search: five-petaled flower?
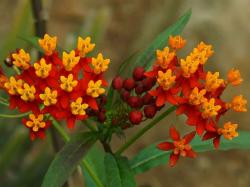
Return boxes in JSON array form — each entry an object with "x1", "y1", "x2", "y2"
[{"x1": 157, "y1": 126, "x2": 196, "y2": 167}]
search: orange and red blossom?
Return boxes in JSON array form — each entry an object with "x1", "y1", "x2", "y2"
[
  {"x1": 218, "y1": 122, "x2": 238, "y2": 140},
  {"x1": 157, "y1": 127, "x2": 196, "y2": 167},
  {"x1": 38, "y1": 34, "x2": 57, "y2": 56},
  {"x1": 22, "y1": 113, "x2": 51, "y2": 140}
]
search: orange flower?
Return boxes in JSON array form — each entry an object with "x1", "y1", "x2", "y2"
[
  {"x1": 227, "y1": 68, "x2": 243, "y2": 86},
  {"x1": 169, "y1": 35, "x2": 186, "y2": 50}
]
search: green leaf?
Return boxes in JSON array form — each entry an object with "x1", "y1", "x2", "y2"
[
  {"x1": 104, "y1": 153, "x2": 136, "y2": 187},
  {"x1": 41, "y1": 132, "x2": 97, "y2": 187},
  {"x1": 133, "y1": 9, "x2": 192, "y2": 70},
  {"x1": 130, "y1": 131, "x2": 250, "y2": 174},
  {"x1": 18, "y1": 36, "x2": 43, "y2": 52},
  {"x1": 82, "y1": 146, "x2": 106, "y2": 187},
  {"x1": 104, "y1": 153, "x2": 122, "y2": 187},
  {"x1": 116, "y1": 156, "x2": 137, "y2": 187}
]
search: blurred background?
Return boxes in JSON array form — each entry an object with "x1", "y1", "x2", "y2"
[{"x1": 0, "y1": 0, "x2": 250, "y2": 186}]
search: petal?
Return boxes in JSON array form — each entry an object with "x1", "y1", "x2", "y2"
[
  {"x1": 176, "y1": 105, "x2": 188, "y2": 115},
  {"x1": 196, "y1": 123, "x2": 205, "y2": 136},
  {"x1": 213, "y1": 136, "x2": 221, "y2": 149},
  {"x1": 169, "y1": 126, "x2": 180, "y2": 141},
  {"x1": 87, "y1": 98, "x2": 99, "y2": 110},
  {"x1": 156, "y1": 93, "x2": 165, "y2": 107},
  {"x1": 202, "y1": 132, "x2": 217, "y2": 141},
  {"x1": 157, "y1": 142, "x2": 174, "y2": 151},
  {"x1": 67, "y1": 118, "x2": 76, "y2": 129},
  {"x1": 165, "y1": 93, "x2": 178, "y2": 105},
  {"x1": 169, "y1": 153, "x2": 179, "y2": 167},
  {"x1": 186, "y1": 149, "x2": 197, "y2": 158},
  {"x1": 183, "y1": 131, "x2": 196, "y2": 144}
]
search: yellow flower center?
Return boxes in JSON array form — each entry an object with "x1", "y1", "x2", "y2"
[
  {"x1": 169, "y1": 35, "x2": 186, "y2": 50},
  {"x1": 60, "y1": 74, "x2": 78, "y2": 92},
  {"x1": 18, "y1": 83, "x2": 36, "y2": 102},
  {"x1": 180, "y1": 56, "x2": 199, "y2": 78},
  {"x1": 173, "y1": 139, "x2": 192, "y2": 157},
  {"x1": 201, "y1": 98, "x2": 221, "y2": 118},
  {"x1": 86, "y1": 80, "x2": 105, "y2": 98},
  {"x1": 12, "y1": 49, "x2": 30, "y2": 70},
  {"x1": 227, "y1": 68, "x2": 243, "y2": 86},
  {"x1": 156, "y1": 47, "x2": 176, "y2": 69},
  {"x1": 70, "y1": 97, "x2": 89, "y2": 115},
  {"x1": 189, "y1": 87, "x2": 207, "y2": 105},
  {"x1": 38, "y1": 34, "x2": 57, "y2": 56},
  {"x1": 77, "y1": 36, "x2": 95, "y2": 57},
  {"x1": 39, "y1": 87, "x2": 58, "y2": 106},
  {"x1": 34, "y1": 58, "x2": 52, "y2": 78},
  {"x1": 26, "y1": 114, "x2": 46, "y2": 132},
  {"x1": 228, "y1": 95, "x2": 247, "y2": 112},
  {"x1": 4, "y1": 76, "x2": 23, "y2": 95},
  {"x1": 157, "y1": 70, "x2": 176, "y2": 91},
  {"x1": 217, "y1": 122, "x2": 238, "y2": 140},
  {"x1": 62, "y1": 50, "x2": 80, "y2": 71},
  {"x1": 205, "y1": 71, "x2": 224, "y2": 92},
  {"x1": 92, "y1": 53, "x2": 110, "y2": 74}
]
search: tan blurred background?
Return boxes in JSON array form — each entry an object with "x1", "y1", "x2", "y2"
[{"x1": 0, "y1": 0, "x2": 250, "y2": 187}]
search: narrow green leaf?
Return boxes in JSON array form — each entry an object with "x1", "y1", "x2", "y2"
[
  {"x1": 41, "y1": 132, "x2": 97, "y2": 187},
  {"x1": 18, "y1": 36, "x2": 43, "y2": 52},
  {"x1": 130, "y1": 131, "x2": 250, "y2": 174},
  {"x1": 82, "y1": 146, "x2": 106, "y2": 187},
  {"x1": 104, "y1": 153, "x2": 137, "y2": 187},
  {"x1": 115, "y1": 156, "x2": 137, "y2": 187},
  {"x1": 104, "y1": 153, "x2": 122, "y2": 187},
  {"x1": 133, "y1": 9, "x2": 192, "y2": 70}
]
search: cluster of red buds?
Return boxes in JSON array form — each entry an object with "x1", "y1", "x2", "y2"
[
  {"x1": 112, "y1": 66, "x2": 162, "y2": 126},
  {"x1": 1, "y1": 34, "x2": 110, "y2": 140}
]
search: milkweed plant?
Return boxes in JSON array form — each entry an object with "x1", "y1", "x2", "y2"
[{"x1": 0, "y1": 10, "x2": 249, "y2": 187}]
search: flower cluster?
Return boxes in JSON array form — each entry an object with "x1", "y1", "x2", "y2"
[
  {"x1": 2, "y1": 34, "x2": 110, "y2": 140},
  {"x1": 112, "y1": 35, "x2": 247, "y2": 166},
  {"x1": 151, "y1": 36, "x2": 247, "y2": 166}
]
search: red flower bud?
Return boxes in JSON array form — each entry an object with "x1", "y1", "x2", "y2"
[
  {"x1": 135, "y1": 83, "x2": 145, "y2": 95},
  {"x1": 144, "y1": 105, "x2": 157, "y2": 118},
  {"x1": 121, "y1": 90, "x2": 130, "y2": 101},
  {"x1": 129, "y1": 110, "x2": 143, "y2": 125},
  {"x1": 142, "y1": 93, "x2": 155, "y2": 105},
  {"x1": 133, "y1": 66, "x2": 145, "y2": 81},
  {"x1": 98, "y1": 112, "x2": 106, "y2": 122},
  {"x1": 128, "y1": 96, "x2": 143, "y2": 108},
  {"x1": 123, "y1": 78, "x2": 135, "y2": 91},
  {"x1": 112, "y1": 76, "x2": 123, "y2": 90},
  {"x1": 142, "y1": 77, "x2": 156, "y2": 91}
]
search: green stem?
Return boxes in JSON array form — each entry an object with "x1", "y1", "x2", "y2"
[
  {"x1": 80, "y1": 160, "x2": 104, "y2": 187},
  {"x1": 0, "y1": 100, "x2": 9, "y2": 107},
  {"x1": 82, "y1": 120, "x2": 97, "y2": 132},
  {"x1": 0, "y1": 112, "x2": 30, "y2": 119},
  {"x1": 0, "y1": 96, "x2": 8, "y2": 102},
  {"x1": 51, "y1": 118, "x2": 70, "y2": 142},
  {"x1": 51, "y1": 119, "x2": 104, "y2": 187},
  {"x1": 116, "y1": 106, "x2": 176, "y2": 155}
]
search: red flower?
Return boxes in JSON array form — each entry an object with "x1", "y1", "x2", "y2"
[
  {"x1": 22, "y1": 113, "x2": 51, "y2": 140},
  {"x1": 157, "y1": 126, "x2": 197, "y2": 167}
]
